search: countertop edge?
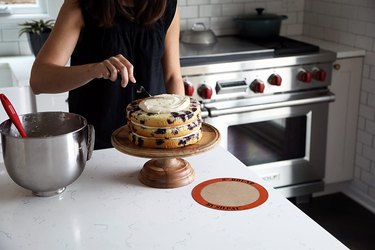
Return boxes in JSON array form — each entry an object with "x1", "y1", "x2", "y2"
[{"x1": 289, "y1": 35, "x2": 366, "y2": 59}]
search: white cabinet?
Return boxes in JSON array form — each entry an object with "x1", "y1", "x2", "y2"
[
  {"x1": 0, "y1": 86, "x2": 36, "y2": 124},
  {"x1": 325, "y1": 57, "x2": 363, "y2": 184},
  {"x1": 34, "y1": 92, "x2": 69, "y2": 112}
]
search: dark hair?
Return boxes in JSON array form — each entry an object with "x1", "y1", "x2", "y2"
[{"x1": 78, "y1": 0, "x2": 168, "y2": 27}]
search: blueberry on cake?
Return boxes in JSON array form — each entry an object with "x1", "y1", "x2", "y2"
[{"x1": 127, "y1": 94, "x2": 202, "y2": 148}]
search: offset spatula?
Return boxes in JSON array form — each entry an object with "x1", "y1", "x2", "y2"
[{"x1": 132, "y1": 81, "x2": 152, "y2": 97}]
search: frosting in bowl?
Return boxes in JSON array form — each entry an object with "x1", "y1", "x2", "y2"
[{"x1": 139, "y1": 94, "x2": 190, "y2": 114}]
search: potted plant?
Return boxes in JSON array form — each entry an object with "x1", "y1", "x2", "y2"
[{"x1": 19, "y1": 19, "x2": 55, "y2": 56}]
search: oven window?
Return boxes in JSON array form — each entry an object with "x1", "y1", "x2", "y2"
[{"x1": 228, "y1": 116, "x2": 307, "y2": 166}]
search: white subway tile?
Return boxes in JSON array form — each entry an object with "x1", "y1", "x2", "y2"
[
  {"x1": 222, "y1": 4, "x2": 245, "y2": 16},
  {"x1": 351, "y1": 177, "x2": 369, "y2": 193},
  {"x1": 357, "y1": 6, "x2": 375, "y2": 23},
  {"x1": 355, "y1": 36, "x2": 374, "y2": 50},
  {"x1": 283, "y1": 12, "x2": 297, "y2": 25},
  {"x1": 332, "y1": 17, "x2": 349, "y2": 32},
  {"x1": 340, "y1": 4, "x2": 358, "y2": 19},
  {"x1": 366, "y1": 119, "x2": 375, "y2": 135},
  {"x1": 324, "y1": 28, "x2": 340, "y2": 42},
  {"x1": 362, "y1": 78, "x2": 375, "y2": 95},
  {"x1": 180, "y1": 5, "x2": 199, "y2": 19},
  {"x1": 199, "y1": 5, "x2": 222, "y2": 18},
  {"x1": 356, "y1": 153, "x2": 372, "y2": 170},
  {"x1": 0, "y1": 42, "x2": 19, "y2": 56},
  {"x1": 186, "y1": 0, "x2": 209, "y2": 5},
  {"x1": 363, "y1": 64, "x2": 370, "y2": 78},
  {"x1": 360, "y1": 103, "x2": 375, "y2": 120},
  {"x1": 360, "y1": 165, "x2": 375, "y2": 187},
  {"x1": 358, "y1": 116, "x2": 366, "y2": 130},
  {"x1": 285, "y1": 24, "x2": 303, "y2": 36},
  {"x1": 366, "y1": 23, "x2": 375, "y2": 38},
  {"x1": 348, "y1": 20, "x2": 367, "y2": 35},
  {"x1": 211, "y1": 0, "x2": 232, "y2": 3}
]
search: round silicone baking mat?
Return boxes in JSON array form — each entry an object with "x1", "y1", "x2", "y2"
[{"x1": 192, "y1": 178, "x2": 268, "y2": 211}]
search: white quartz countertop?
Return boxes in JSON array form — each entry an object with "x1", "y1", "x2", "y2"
[
  {"x1": 290, "y1": 36, "x2": 366, "y2": 59},
  {"x1": 0, "y1": 146, "x2": 348, "y2": 250}
]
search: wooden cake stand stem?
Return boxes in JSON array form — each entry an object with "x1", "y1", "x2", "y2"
[
  {"x1": 111, "y1": 123, "x2": 220, "y2": 189},
  {"x1": 138, "y1": 157, "x2": 195, "y2": 188}
]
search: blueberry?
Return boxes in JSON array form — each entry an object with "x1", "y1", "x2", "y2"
[
  {"x1": 156, "y1": 139, "x2": 164, "y2": 145},
  {"x1": 155, "y1": 129, "x2": 166, "y2": 135}
]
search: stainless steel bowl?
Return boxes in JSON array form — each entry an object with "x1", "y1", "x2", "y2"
[{"x1": 0, "y1": 112, "x2": 95, "y2": 197}]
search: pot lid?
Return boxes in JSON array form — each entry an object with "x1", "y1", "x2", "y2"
[{"x1": 236, "y1": 8, "x2": 288, "y2": 20}]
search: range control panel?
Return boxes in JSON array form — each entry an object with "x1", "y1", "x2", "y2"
[{"x1": 182, "y1": 62, "x2": 333, "y2": 102}]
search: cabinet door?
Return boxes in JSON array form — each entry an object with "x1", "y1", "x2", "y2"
[{"x1": 325, "y1": 57, "x2": 363, "y2": 184}]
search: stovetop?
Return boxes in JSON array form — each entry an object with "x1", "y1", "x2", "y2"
[{"x1": 180, "y1": 36, "x2": 320, "y2": 66}]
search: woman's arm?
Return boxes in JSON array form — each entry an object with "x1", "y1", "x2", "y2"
[
  {"x1": 162, "y1": 6, "x2": 184, "y2": 95},
  {"x1": 30, "y1": 0, "x2": 135, "y2": 94}
]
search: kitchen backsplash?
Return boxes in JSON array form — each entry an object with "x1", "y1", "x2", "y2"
[
  {"x1": 178, "y1": 0, "x2": 304, "y2": 36},
  {"x1": 305, "y1": 0, "x2": 375, "y2": 205},
  {"x1": 0, "y1": 0, "x2": 304, "y2": 56}
]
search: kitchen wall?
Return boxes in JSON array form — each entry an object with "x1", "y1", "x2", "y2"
[
  {"x1": 0, "y1": 22, "x2": 30, "y2": 56},
  {"x1": 0, "y1": 0, "x2": 304, "y2": 56},
  {"x1": 304, "y1": 0, "x2": 375, "y2": 206},
  {"x1": 178, "y1": 0, "x2": 304, "y2": 36}
]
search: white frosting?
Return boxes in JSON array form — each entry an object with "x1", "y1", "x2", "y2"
[{"x1": 139, "y1": 94, "x2": 190, "y2": 114}]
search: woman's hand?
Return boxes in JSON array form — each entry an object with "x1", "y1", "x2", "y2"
[{"x1": 95, "y1": 54, "x2": 136, "y2": 88}]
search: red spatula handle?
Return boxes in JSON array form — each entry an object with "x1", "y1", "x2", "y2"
[{"x1": 0, "y1": 93, "x2": 28, "y2": 138}]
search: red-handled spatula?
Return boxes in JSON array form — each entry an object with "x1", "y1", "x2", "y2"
[{"x1": 0, "y1": 93, "x2": 28, "y2": 138}]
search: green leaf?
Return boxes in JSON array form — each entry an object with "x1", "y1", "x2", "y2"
[{"x1": 18, "y1": 19, "x2": 55, "y2": 37}]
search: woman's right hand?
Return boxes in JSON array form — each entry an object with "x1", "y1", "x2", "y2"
[{"x1": 95, "y1": 54, "x2": 136, "y2": 88}]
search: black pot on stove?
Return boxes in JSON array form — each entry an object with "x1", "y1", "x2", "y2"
[{"x1": 233, "y1": 8, "x2": 288, "y2": 39}]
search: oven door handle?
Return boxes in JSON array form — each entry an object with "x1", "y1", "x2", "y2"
[{"x1": 209, "y1": 92, "x2": 335, "y2": 117}]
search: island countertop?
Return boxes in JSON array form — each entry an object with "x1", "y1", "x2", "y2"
[{"x1": 0, "y1": 145, "x2": 348, "y2": 250}]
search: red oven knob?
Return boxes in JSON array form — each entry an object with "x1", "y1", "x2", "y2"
[
  {"x1": 313, "y1": 68, "x2": 327, "y2": 81},
  {"x1": 268, "y1": 74, "x2": 282, "y2": 86},
  {"x1": 250, "y1": 80, "x2": 265, "y2": 93},
  {"x1": 298, "y1": 70, "x2": 312, "y2": 83},
  {"x1": 197, "y1": 84, "x2": 213, "y2": 99},
  {"x1": 184, "y1": 80, "x2": 195, "y2": 96}
]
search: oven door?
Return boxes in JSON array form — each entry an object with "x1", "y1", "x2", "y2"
[{"x1": 203, "y1": 90, "x2": 334, "y2": 197}]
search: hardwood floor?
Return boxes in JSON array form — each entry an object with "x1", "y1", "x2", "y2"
[{"x1": 292, "y1": 193, "x2": 375, "y2": 250}]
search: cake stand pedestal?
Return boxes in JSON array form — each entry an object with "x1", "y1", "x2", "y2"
[{"x1": 111, "y1": 123, "x2": 220, "y2": 188}]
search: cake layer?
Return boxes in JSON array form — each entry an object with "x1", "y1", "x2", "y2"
[
  {"x1": 129, "y1": 128, "x2": 202, "y2": 149},
  {"x1": 127, "y1": 97, "x2": 201, "y2": 127},
  {"x1": 129, "y1": 118, "x2": 202, "y2": 139}
]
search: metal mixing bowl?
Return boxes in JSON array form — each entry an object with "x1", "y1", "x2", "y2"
[{"x1": 0, "y1": 112, "x2": 95, "y2": 197}]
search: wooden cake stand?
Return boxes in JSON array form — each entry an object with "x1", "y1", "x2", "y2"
[{"x1": 111, "y1": 123, "x2": 220, "y2": 188}]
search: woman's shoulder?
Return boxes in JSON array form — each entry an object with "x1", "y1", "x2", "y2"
[{"x1": 163, "y1": 0, "x2": 177, "y2": 29}]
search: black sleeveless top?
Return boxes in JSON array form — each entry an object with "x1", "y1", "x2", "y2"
[{"x1": 70, "y1": 0, "x2": 177, "y2": 149}]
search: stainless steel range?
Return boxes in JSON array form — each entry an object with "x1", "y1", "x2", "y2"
[{"x1": 180, "y1": 36, "x2": 336, "y2": 198}]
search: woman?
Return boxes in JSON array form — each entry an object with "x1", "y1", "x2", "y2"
[{"x1": 30, "y1": 0, "x2": 184, "y2": 149}]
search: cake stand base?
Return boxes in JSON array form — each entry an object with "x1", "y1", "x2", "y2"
[
  {"x1": 138, "y1": 158, "x2": 195, "y2": 188},
  {"x1": 111, "y1": 123, "x2": 220, "y2": 189}
]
